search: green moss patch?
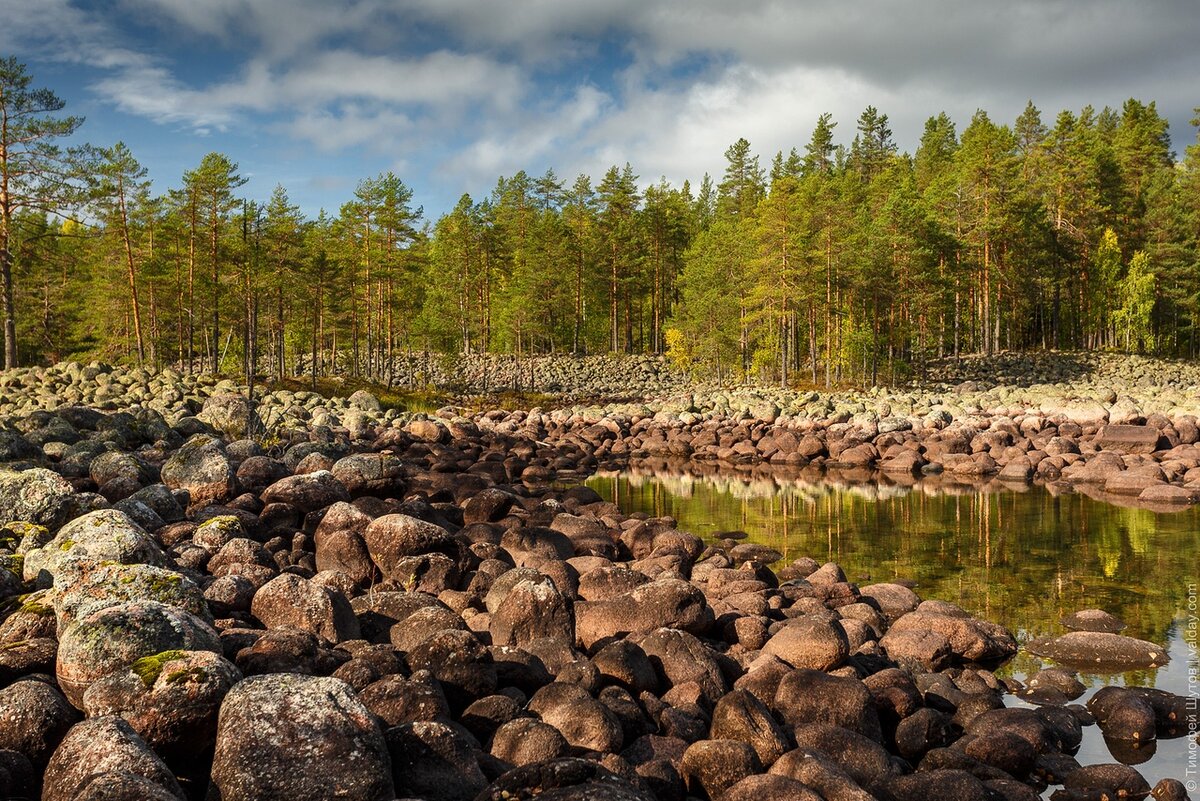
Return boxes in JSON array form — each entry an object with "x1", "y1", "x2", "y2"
[{"x1": 130, "y1": 649, "x2": 186, "y2": 688}]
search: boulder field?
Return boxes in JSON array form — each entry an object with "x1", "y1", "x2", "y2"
[{"x1": 0, "y1": 361, "x2": 1194, "y2": 800}]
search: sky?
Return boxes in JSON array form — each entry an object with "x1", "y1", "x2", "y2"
[{"x1": 2, "y1": 0, "x2": 1198, "y2": 220}]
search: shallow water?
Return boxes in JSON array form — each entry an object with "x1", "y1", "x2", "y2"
[{"x1": 586, "y1": 465, "x2": 1200, "y2": 789}]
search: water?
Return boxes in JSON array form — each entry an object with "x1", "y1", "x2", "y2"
[{"x1": 586, "y1": 464, "x2": 1200, "y2": 789}]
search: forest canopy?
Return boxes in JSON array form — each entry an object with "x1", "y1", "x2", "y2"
[{"x1": 3, "y1": 57, "x2": 1200, "y2": 386}]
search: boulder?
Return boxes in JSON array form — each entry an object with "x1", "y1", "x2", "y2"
[
  {"x1": 23, "y1": 509, "x2": 169, "y2": 585},
  {"x1": 0, "y1": 468, "x2": 79, "y2": 530},
  {"x1": 576, "y1": 579, "x2": 713, "y2": 648},
  {"x1": 56, "y1": 601, "x2": 221, "y2": 707},
  {"x1": 680, "y1": 739, "x2": 760, "y2": 799},
  {"x1": 261, "y1": 470, "x2": 350, "y2": 512},
  {"x1": 362, "y1": 514, "x2": 465, "y2": 581},
  {"x1": 476, "y1": 758, "x2": 645, "y2": 801},
  {"x1": 490, "y1": 718, "x2": 571, "y2": 766},
  {"x1": 710, "y1": 688, "x2": 790, "y2": 766},
  {"x1": 1026, "y1": 631, "x2": 1168, "y2": 669},
  {"x1": 331, "y1": 453, "x2": 405, "y2": 497},
  {"x1": 54, "y1": 563, "x2": 210, "y2": 633},
  {"x1": 387, "y1": 720, "x2": 487, "y2": 801},
  {"x1": 761, "y1": 618, "x2": 849, "y2": 671},
  {"x1": 41, "y1": 716, "x2": 184, "y2": 801},
  {"x1": 887, "y1": 606, "x2": 1016, "y2": 663},
  {"x1": 491, "y1": 577, "x2": 575, "y2": 649},
  {"x1": 528, "y1": 682, "x2": 623, "y2": 753},
  {"x1": 210, "y1": 674, "x2": 394, "y2": 801},
  {"x1": 1095, "y1": 425, "x2": 1163, "y2": 454},
  {"x1": 81, "y1": 650, "x2": 241, "y2": 760},
  {"x1": 0, "y1": 679, "x2": 80, "y2": 767},
  {"x1": 160, "y1": 435, "x2": 236, "y2": 507},
  {"x1": 251, "y1": 573, "x2": 361, "y2": 643},
  {"x1": 197, "y1": 392, "x2": 261, "y2": 439}
]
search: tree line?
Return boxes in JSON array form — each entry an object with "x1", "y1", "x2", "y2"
[{"x1": 3, "y1": 56, "x2": 1200, "y2": 386}]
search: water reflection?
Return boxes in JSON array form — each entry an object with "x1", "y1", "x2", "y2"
[
  {"x1": 586, "y1": 461, "x2": 1197, "y2": 646},
  {"x1": 586, "y1": 460, "x2": 1200, "y2": 788}
]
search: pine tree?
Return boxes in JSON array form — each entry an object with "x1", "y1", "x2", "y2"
[{"x1": 0, "y1": 58, "x2": 88, "y2": 367}]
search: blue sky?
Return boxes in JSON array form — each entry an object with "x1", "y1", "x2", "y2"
[{"x1": 3, "y1": 0, "x2": 1198, "y2": 221}]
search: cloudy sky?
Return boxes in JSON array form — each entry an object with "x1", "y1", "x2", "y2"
[{"x1": 3, "y1": 0, "x2": 1197, "y2": 218}]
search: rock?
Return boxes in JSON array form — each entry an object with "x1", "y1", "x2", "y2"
[
  {"x1": 894, "y1": 707, "x2": 954, "y2": 761},
  {"x1": 210, "y1": 674, "x2": 394, "y2": 801},
  {"x1": 680, "y1": 739, "x2": 761, "y2": 799},
  {"x1": 772, "y1": 668, "x2": 881, "y2": 740},
  {"x1": 1151, "y1": 778, "x2": 1189, "y2": 801},
  {"x1": 1060, "y1": 608, "x2": 1126, "y2": 633},
  {"x1": 406, "y1": 630, "x2": 497, "y2": 712},
  {"x1": 41, "y1": 716, "x2": 184, "y2": 801},
  {"x1": 197, "y1": 392, "x2": 262, "y2": 439},
  {"x1": 331, "y1": 453, "x2": 405, "y2": 497},
  {"x1": 54, "y1": 562, "x2": 211, "y2": 632},
  {"x1": 0, "y1": 430, "x2": 40, "y2": 462},
  {"x1": 710, "y1": 688, "x2": 790, "y2": 766},
  {"x1": 463, "y1": 488, "x2": 516, "y2": 524},
  {"x1": 261, "y1": 470, "x2": 351, "y2": 512},
  {"x1": 477, "y1": 757, "x2": 646, "y2": 801},
  {"x1": 491, "y1": 577, "x2": 575, "y2": 649},
  {"x1": 160, "y1": 435, "x2": 236, "y2": 507},
  {"x1": 251, "y1": 573, "x2": 361, "y2": 643},
  {"x1": 1026, "y1": 631, "x2": 1168, "y2": 669},
  {"x1": 887, "y1": 606, "x2": 1017, "y2": 663},
  {"x1": 489, "y1": 718, "x2": 571, "y2": 766},
  {"x1": 387, "y1": 720, "x2": 487, "y2": 801},
  {"x1": 720, "y1": 774, "x2": 823, "y2": 801},
  {"x1": 348, "y1": 389, "x2": 381, "y2": 412},
  {"x1": 768, "y1": 749, "x2": 876, "y2": 801},
  {"x1": 56, "y1": 600, "x2": 221, "y2": 707},
  {"x1": 636, "y1": 627, "x2": 728, "y2": 705},
  {"x1": 1025, "y1": 668, "x2": 1086, "y2": 701},
  {"x1": 528, "y1": 682, "x2": 623, "y2": 753},
  {"x1": 359, "y1": 672, "x2": 449, "y2": 727},
  {"x1": 81, "y1": 649, "x2": 241, "y2": 760},
  {"x1": 858, "y1": 582, "x2": 921, "y2": 621},
  {"x1": 792, "y1": 724, "x2": 900, "y2": 792},
  {"x1": 1087, "y1": 687, "x2": 1157, "y2": 743},
  {"x1": 576, "y1": 579, "x2": 714, "y2": 648},
  {"x1": 962, "y1": 729, "x2": 1038, "y2": 778},
  {"x1": 0, "y1": 468, "x2": 79, "y2": 529},
  {"x1": 24, "y1": 508, "x2": 169, "y2": 585},
  {"x1": 236, "y1": 455, "x2": 290, "y2": 494},
  {"x1": 362, "y1": 514, "x2": 465, "y2": 581},
  {"x1": 887, "y1": 769, "x2": 993, "y2": 801},
  {"x1": 0, "y1": 679, "x2": 80, "y2": 767},
  {"x1": 1095, "y1": 425, "x2": 1163, "y2": 454},
  {"x1": 1061, "y1": 763, "x2": 1151, "y2": 800},
  {"x1": 761, "y1": 618, "x2": 849, "y2": 671},
  {"x1": 879, "y1": 627, "x2": 954, "y2": 672}
]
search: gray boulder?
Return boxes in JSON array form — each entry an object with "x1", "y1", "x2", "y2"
[{"x1": 210, "y1": 674, "x2": 394, "y2": 801}]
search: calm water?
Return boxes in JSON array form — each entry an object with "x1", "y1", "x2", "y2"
[{"x1": 586, "y1": 464, "x2": 1200, "y2": 788}]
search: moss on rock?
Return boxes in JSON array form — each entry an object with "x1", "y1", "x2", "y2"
[{"x1": 131, "y1": 649, "x2": 187, "y2": 688}]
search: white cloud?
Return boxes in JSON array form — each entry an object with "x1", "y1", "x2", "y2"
[{"x1": 5, "y1": 0, "x2": 1198, "y2": 217}]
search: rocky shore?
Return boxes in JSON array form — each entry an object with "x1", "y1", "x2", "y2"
[{"x1": 0, "y1": 359, "x2": 1196, "y2": 800}]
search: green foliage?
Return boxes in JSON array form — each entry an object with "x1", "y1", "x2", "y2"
[
  {"x1": 6, "y1": 56, "x2": 1200, "y2": 383},
  {"x1": 1114, "y1": 250, "x2": 1155, "y2": 352}
]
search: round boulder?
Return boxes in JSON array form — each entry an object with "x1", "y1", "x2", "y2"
[
  {"x1": 210, "y1": 674, "x2": 394, "y2": 801},
  {"x1": 81, "y1": 649, "x2": 241, "y2": 761},
  {"x1": 56, "y1": 601, "x2": 221, "y2": 707},
  {"x1": 41, "y1": 716, "x2": 183, "y2": 801}
]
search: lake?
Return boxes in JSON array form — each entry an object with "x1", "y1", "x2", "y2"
[{"x1": 586, "y1": 463, "x2": 1200, "y2": 790}]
